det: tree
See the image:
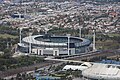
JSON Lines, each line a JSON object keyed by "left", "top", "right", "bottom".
{"left": 35, "top": 67, "right": 38, "bottom": 72}
{"left": 2, "top": 48, "right": 11, "bottom": 59}
{"left": 16, "top": 73, "right": 21, "bottom": 80}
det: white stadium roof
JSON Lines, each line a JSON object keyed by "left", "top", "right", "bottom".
{"left": 22, "top": 35, "right": 66, "bottom": 46}
{"left": 82, "top": 63, "right": 120, "bottom": 80}
{"left": 22, "top": 35, "right": 90, "bottom": 47}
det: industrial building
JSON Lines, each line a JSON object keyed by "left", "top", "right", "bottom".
{"left": 18, "top": 34, "right": 91, "bottom": 56}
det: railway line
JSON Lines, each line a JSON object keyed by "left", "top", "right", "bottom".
{"left": 0, "top": 49, "right": 120, "bottom": 78}
{"left": 0, "top": 61, "right": 59, "bottom": 78}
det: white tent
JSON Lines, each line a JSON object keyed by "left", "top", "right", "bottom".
{"left": 63, "top": 62, "right": 92, "bottom": 71}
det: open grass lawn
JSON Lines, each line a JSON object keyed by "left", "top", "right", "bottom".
{"left": 0, "top": 34, "right": 18, "bottom": 39}
{"left": 108, "top": 33, "right": 120, "bottom": 37}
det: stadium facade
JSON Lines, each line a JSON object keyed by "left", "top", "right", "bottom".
{"left": 18, "top": 34, "right": 91, "bottom": 56}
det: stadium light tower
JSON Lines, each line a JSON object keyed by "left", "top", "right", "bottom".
{"left": 18, "top": 12, "right": 21, "bottom": 19}
{"left": 29, "top": 32, "right": 32, "bottom": 54}
{"left": 93, "top": 29, "right": 96, "bottom": 51}
{"left": 78, "top": 15, "right": 84, "bottom": 38}
{"left": 67, "top": 34, "right": 70, "bottom": 55}
{"left": 19, "top": 28, "right": 22, "bottom": 44}
{"left": 79, "top": 26, "right": 82, "bottom": 38}
{"left": 92, "top": 21, "right": 97, "bottom": 52}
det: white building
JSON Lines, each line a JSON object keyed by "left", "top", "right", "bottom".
{"left": 82, "top": 63, "right": 120, "bottom": 80}
{"left": 63, "top": 62, "right": 92, "bottom": 71}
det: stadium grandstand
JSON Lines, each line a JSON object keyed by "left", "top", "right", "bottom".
{"left": 18, "top": 34, "right": 91, "bottom": 56}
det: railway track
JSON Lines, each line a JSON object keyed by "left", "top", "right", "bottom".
{"left": 0, "top": 61, "right": 59, "bottom": 78}
{"left": 1, "top": 49, "right": 120, "bottom": 78}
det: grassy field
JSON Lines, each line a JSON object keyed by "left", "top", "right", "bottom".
{"left": 108, "top": 33, "right": 120, "bottom": 37}
{"left": 0, "top": 34, "right": 18, "bottom": 39}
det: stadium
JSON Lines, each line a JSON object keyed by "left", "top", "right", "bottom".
{"left": 82, "top": 63, "right": 120, "bottom": 80}
{"left": 18, "top": 34, "right": 91, "bottom": 56}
